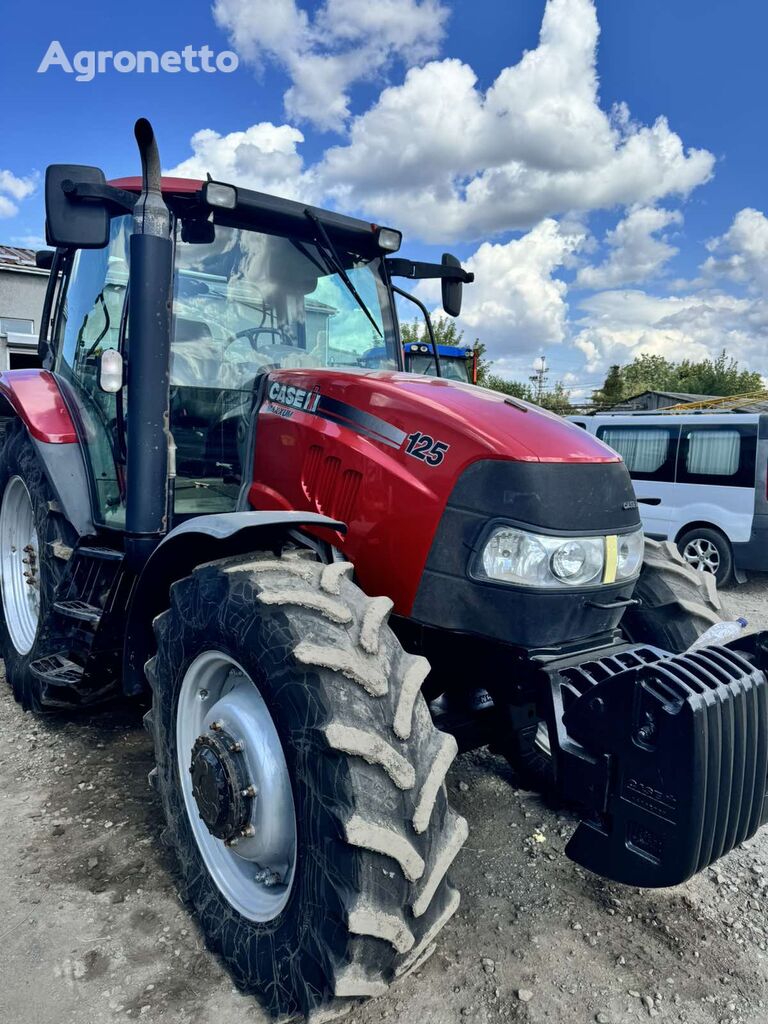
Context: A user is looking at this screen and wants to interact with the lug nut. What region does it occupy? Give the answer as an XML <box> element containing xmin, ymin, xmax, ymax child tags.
<box><xmin>224</xmin><ymin>836</ymin><xmax>240</xmax><ymax>847</ymax></box>
<box><xmin>241</xmin><ymin>785</ymin><xmax>258</xmax><ymax>798</ymax></box>
<box><xmin>210</xmin><ymin>720</ymin><xmax>224</xmax><ymax>732</ymax></box>
<box><xmin>240</xmin><ymin>824</ymin><xmax>255</xmax><ymax>838</ymax></box>
<box><xmin>230</xmin><ymin>740</ymin><xmax>244</xmax><ymax>752</ymax></box>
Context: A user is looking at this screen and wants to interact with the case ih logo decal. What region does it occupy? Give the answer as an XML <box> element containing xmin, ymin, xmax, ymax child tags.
<box><xmin>268</xmin><ymin>382</ymin><xmax>321</xmax><ymax>413</ymax></box>
<box><xmin>264</xmin><ymin>382</ymin><xmax>449</xmax><ymax>465</ymax></box>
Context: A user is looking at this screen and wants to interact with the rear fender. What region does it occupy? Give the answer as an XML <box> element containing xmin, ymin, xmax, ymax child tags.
<box><xmin>122</xmin><ymin>510</ymin><xmax>345</xmax><ymax>696</ymax></box>
<box><xmin>0</xmin><ymin>370</ymin><xmax>94</xmax><ymax>536</ymax></box>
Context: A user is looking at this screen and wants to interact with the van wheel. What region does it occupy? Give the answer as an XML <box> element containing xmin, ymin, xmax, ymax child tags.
<box><xmin>677</xmin><ymin>527</ymin><xmax>733</xmax><ymax>587</ymax></box>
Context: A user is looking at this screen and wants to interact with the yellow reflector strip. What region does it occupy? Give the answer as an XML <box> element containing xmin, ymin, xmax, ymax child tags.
<box><xmin>604</xmin><ymin>535</ymin><xmax>618</xmax><ymax>584</ymax></box>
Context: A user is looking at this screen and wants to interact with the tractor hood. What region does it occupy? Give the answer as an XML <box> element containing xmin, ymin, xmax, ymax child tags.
<box><xmin>264</xmin><ymin>368</ymin><xmax>617</xmax><ymax>467</ymax></box>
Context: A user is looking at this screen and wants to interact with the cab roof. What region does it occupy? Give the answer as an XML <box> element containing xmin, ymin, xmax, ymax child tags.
<box><xmin>108</xmin><ymin>176</ymin><xmax>396</xmax><ymax>257</ymax></box>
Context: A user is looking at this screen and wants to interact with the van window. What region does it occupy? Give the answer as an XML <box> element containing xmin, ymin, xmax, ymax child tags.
<box><xmin>597</xmin><ymin>425</ymin><xmax>678</xmax><ymax>481</ymax></box>
<box><xmin>678</xmin><ymin>424</ymin><xmax>756</xmax><ymax>487</ymax></box>
<box><xmin>687</xmin><ymin>430</ymin><xmax>740</xmax><ymax>475</ymax></box>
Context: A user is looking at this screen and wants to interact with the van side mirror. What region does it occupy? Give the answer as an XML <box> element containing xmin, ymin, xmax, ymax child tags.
<box><xmin>45</xmin><ymin>165</ymin><xmax>111</xmax><ymax>249</ymax></box>
<box><xmin>441</xmin><ymin>253</ymin><xmax>463</xmax><ymax>317</ymax></box>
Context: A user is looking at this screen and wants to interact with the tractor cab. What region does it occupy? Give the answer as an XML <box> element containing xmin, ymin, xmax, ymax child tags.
<box><xmin>48</xmin><ymin>187</ymin><xmax>407</xmax><ymax>526</ymax></box>
<box><xmin>403</xmin><ymin>341</ymin><xmax>477</xmax><ymax>383</ymax></box>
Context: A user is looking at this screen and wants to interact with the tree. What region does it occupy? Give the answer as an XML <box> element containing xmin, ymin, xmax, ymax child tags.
<box><xmin>481</xmin><ymin>373</ymin><xmax>573</xmax><ymax>414</ymax></box>
<box><xmin>592</xmin><ymin>350</ymin><xmax>763</xmax><ymax>407</ymax></box>
<box><xmin>593</xmin><ymin>364</ymin><xmax>625</xmax><ymax>406</ymax></box>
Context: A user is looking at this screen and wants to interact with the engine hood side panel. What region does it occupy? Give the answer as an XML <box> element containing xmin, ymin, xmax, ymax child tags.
<box><xmin>248</xmin><ymin>369</ymin><xmax>625</xmax><ymax>615</ymax></box>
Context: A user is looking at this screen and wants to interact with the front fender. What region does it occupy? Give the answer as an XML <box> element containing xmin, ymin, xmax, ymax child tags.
<box><xmin>122</xmin><ymin>511</ymin><xmax>345</xmax><ymax>696</ymax></box>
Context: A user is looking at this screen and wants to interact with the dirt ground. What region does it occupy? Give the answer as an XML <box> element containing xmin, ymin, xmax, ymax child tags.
<box><xmin>2</xmin><ymin>578</ymin><xmax>768</xmax><ymax>1024</ymax></box>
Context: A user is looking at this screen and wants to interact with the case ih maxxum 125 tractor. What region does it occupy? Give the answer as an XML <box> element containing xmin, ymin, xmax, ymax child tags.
<box><xmin>2</xmin><ymin>120</ymin><xmax>768</xmax><ymax>1018</ymax></box>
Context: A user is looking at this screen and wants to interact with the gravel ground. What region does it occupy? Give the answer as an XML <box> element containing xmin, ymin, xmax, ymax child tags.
<box><xmin>2</xmin><ymin>578</ymin><xmax>768</xmax><ymax>1024</ymax></box>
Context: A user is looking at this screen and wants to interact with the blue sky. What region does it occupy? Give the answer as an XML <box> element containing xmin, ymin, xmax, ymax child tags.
<box><xmin>2</xmin><ymin>0</ymin><xmax>767</xmax><ymax>395</ymax></box>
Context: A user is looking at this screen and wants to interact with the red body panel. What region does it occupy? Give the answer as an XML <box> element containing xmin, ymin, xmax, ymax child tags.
<box><xmin>110</xmin><ymin>176</ymin><xmax>204</xmax><ymax>195</ymax></box>
<box><xmin>0</xmin><ymin>370</ymin><xmax>77</xmax><ymax>444</ymax></box>
<box><xmin>249</xmin><ymin>370</ymin><xmax>618</xmax><ymax>615</ymax></box>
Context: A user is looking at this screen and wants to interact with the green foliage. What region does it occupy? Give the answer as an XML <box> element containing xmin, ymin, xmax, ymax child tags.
<box><xmin>481</xmin><ymin>374</ymin><xmax>572</xmax><ymax>415</ymax></box>
<box><xmin>593</xmin><ymin>350</ymin><xmax>763</xmax><ymax>406</ymax></box>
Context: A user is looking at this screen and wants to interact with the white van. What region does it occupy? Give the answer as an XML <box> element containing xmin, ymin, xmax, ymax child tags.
<box><xmin>569</xmin><ymin>412</ymin><xmax>768</xmax><ymax>586</ymax></box>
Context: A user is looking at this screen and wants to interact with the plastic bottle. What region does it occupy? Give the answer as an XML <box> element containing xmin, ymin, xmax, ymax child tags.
<box><xmin>687</xmin><ymin>617</ymin><xmax>748</xmax><ymax>651</ymax></box>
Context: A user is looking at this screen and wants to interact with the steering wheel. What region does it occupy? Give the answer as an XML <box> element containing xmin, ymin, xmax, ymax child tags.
<box><xmin>235</xmin><ymin>325</ymin><xmax>294</xmax><ymax>349</ymax></box>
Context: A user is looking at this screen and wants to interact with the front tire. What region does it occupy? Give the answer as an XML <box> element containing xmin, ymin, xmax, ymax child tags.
<box><xmin>147</xmin><ymin>551</ymin><xmax>466</xmax><ymax>1018</ymax></box>
<box><xmin>622</xmin><ymin>538</ymin><xmax>722</xmax><ymax>652</ymax></box>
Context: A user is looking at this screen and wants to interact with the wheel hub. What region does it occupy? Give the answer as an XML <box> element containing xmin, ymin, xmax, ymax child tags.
<box><xmin>176</xmin><ymin>651</ymin><xmax>297</xmax><ymax>922</ymax></box>
<box><xmin>190</xmin><ymin>724</ymin><xmax>256</xmax><ymax>843</ymax></box>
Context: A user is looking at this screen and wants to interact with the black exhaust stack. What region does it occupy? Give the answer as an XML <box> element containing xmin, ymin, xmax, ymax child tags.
<box><xmin>124</xmin><ymin>118</ymin><xmax>173</xmax><ymax>570</ymax></box>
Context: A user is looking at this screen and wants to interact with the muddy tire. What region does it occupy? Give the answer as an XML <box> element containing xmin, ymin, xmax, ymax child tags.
<box><xmin>146</xmin><ymin>551</ymin><xmax>466</xmax><ymax>1018</ymax></box>
<box><xmin>0</xmin><ymin>421</ymin><xmax>77</xmax><ymax>712</ymax></box>
<box><xmin>621</xmin><ymin>538</ymin><xmax>722</xmax><ymax>653</ymax></box>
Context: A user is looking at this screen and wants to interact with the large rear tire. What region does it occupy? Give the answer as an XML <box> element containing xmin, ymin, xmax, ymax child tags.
<box><xmin>0</xmin><ymin>422</ymin><xmax>77</xmax><ymax>711</ymax></box>
<box><xmin>146</xmin><ymin>551</ymin><xmax>466</xmax><ymax>1018</ymax></box>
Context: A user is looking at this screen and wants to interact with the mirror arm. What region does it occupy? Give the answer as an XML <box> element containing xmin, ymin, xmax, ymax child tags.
<box><xmin>392</xmin><ymin>283</ymin><xmax>442</xmax><ymax>379</ymax></box>
<box><xmin>387</xmin><ymin>258</ymin><xmax>474</xmax><ymax>284</ymax></box>
<box><xmin>60</xmin><ymin>180</ymin><xmax>138</xmax><ymax>216</ymax></box>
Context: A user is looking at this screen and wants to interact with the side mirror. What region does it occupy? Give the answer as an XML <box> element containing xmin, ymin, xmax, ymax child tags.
<box><xmin>45</xmin><ymin>164</ymin><xmax>111</xmax><ymax>249</ymax></box>
<box><xmin>441</xmin><ymin>253</ymin><xmax>463</xmax><ymax>317</ymax></box>
<box><xmin>181</xmin><ymin>218</ymin><xmax>216</xmax><ymax>245</ymax></box>
<box><xmin>35</xmin><ymin>250</ymin><xmax>55</xmax><ymax>270</ymax></box>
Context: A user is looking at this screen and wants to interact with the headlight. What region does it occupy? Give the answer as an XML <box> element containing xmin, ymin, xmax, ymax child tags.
<box><xmin>476</xmin><ymin>525</ymin><xmax>644</xmax><ymax>589</ymax></box>
<box><xmin>616</xmin><ymin>529</ymin><xmax>644</xmax><ymax>580</ymax></box>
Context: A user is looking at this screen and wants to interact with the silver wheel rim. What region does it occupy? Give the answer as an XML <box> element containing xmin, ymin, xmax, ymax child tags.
<box><xmin>176</xmin><ymin>650</ymin><xmax>297</xmax><ymax>922</ymax></box>
<box><xmin>683</xmin><ymin>537</ymin><xmax>720</xmax><ymax>575</ymax></box>
<box><xmin>0</xmin><ymin>475</ymin><xmax>40</xmax><ymax>655</ymax></box>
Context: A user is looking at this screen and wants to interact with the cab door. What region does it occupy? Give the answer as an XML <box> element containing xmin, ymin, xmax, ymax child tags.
<box><xmin>53</xmin><ymin>216</ymin><xmax>131</xmax><ymax>527</ymax></box>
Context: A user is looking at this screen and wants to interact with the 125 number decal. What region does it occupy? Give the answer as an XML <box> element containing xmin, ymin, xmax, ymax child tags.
<box><xmin>404</xmin><ymin>431</ymin><xmax>450</xmax><ymax>467</ymax></box>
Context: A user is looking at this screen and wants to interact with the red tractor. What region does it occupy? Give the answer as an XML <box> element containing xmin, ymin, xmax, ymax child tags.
<box><xmin>2</xmin><ymin>120</ymin><xmax>767</xmax><ymax>1019</ymax></box>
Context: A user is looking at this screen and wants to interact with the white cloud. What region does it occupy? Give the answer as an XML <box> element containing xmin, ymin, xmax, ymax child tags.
<box><xmin>165</xmin><ymin>123</ymin><xmax>314</xmax><ymax>202</ymax></box>
<box><xmin>702</xmin><ymin>207</ymin><xmax>768</xmax><ymax>291</ymax></box>
<box><xmin>177</xmin><ymin>0</ymin><xmax>713</xmax><ymax>245</ymax></box>
<box><xmin>575</xmin><ymin>206</ymin><xmax>682</xmax><ymax>289</ymax></box>
<box><xmin>414</xmin><ymin>219</ymin><xmax>585</xmax><ymax>360</ymax></box>
<box><xmin>317</xmin><ymin>0</ymin><xmax>714</xmax><ymax>241</ymax></box>
<box><xmin>573</xmin><ymin>288</ymin><xmax>768</xmax><ymax>377</ymax></box>
<box><xmin>213</xmin><ymin>0</ymin><xmax>448</xmax><ymax>131</ymax></box>
<box><xmin>0</xmin><ymin>170</ymin><xmax>37</xmax><ymax>219</ymax></box>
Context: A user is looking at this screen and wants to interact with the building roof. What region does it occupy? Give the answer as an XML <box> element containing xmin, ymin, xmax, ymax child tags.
<box><xmin>0</xmin><ymin>246</ymin><xmax>37</xmax><ymax>268</ymax></box>
<box><xmin>626</xmin><ymin>390</ymin><xmax>716</xmax><ymax>403</ymax></box>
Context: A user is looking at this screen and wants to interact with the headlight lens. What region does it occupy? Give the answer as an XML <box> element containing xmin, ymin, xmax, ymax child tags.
<box><xmin>616</xmin><ymin>529</ymin><xmax>644</xmax><ymax>580</ymax></box>
<box><xmin>477</xmin><ymin>525</ymin><xmax>644</xmax><ymax>589</ymax></box>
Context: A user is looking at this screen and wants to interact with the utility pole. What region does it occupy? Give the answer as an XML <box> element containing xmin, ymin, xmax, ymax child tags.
<box><xmin>530</xmin><ymin>356</ymin><xmax>548</xmax><ymax>403</ymax></box>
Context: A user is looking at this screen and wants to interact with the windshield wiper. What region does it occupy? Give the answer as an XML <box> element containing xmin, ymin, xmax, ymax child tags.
<box><xmin>304</xmin><ymin>209</ymin><xmax>383</xmax><ymax>339</ymax></box>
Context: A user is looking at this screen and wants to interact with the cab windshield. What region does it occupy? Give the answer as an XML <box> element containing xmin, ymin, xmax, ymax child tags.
<box><xmin>171</xmin><ymin>220</ymin><xmax>399</xmax><ymax>390</ymax></box>
<box><xmin>409</xmin><ymin>353</ymin><xmax>471</xmax><ymax>384</ymax></box>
